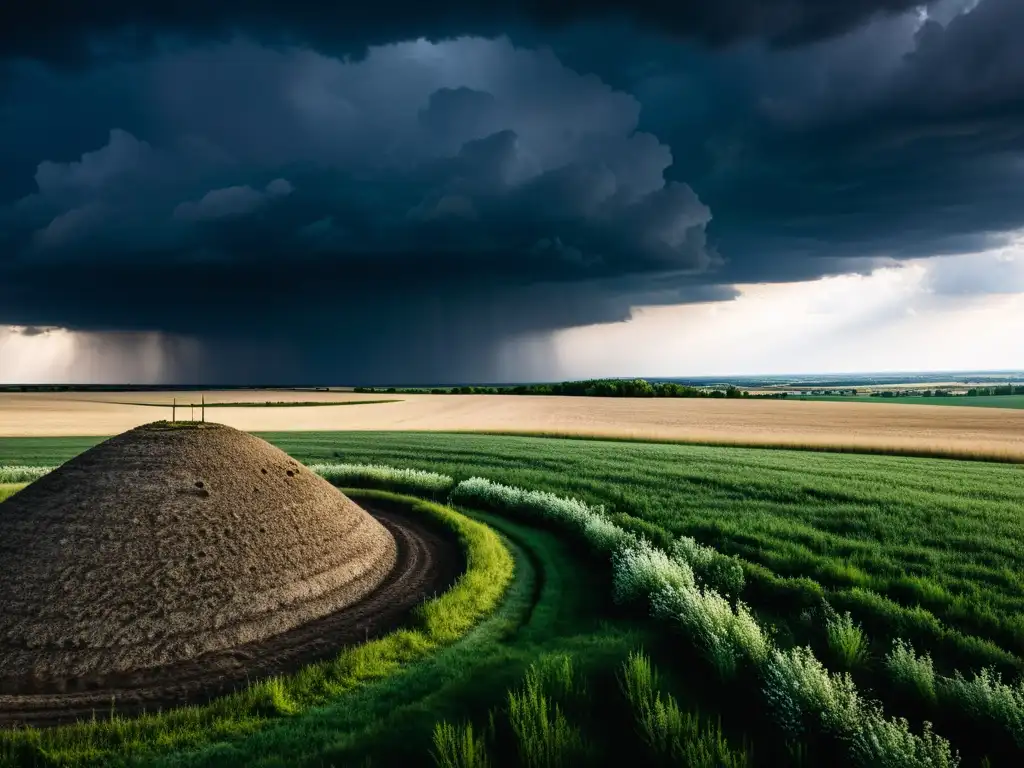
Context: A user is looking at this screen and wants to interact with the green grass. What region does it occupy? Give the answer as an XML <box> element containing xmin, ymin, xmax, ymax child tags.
<box><xmin>619</xmin><ymin>651</ymin><xmax>750</xmax><ymax>767</ymax></box>
<box><xmin>0</xmin><ymin>437</ymin><xmax>104</xmax><ymax>466</ymax></box>
<box><xmin>0</xmin><ymin>491</ymin><xmax>512</xmax><ymax>767</ymax></box>
<box><xmin>793</xmin><ymin>395</ymin><xmax>1024</xmax><ymax>409</ymax></box>
<box><xmin>0</xmin><ymin>483</ymin><xmax>23</xmax><ymax>503</ymax></box>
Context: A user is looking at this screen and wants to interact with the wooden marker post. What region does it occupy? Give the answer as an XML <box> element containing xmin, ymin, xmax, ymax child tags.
<box><xmin>202</xmin><ymin>394</ymin><xmax>205</xmax><ymax>423</ymax></box>
<box><xmin>172</xmin><ymin>398</ymin><xmax>176</xmax><ymax>423</ymax></box>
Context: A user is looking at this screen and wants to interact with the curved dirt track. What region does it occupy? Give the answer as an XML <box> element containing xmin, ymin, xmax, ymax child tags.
<box><xmin>0</xmin><ymin>502</ymin><xmax>464</xmax><ymax>727</ymax></box>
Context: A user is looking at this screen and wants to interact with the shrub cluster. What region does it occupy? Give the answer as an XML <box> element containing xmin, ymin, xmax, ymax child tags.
<box><xmin>885</xmin><ymin>639</ymin><xmax>1024</xmax><ymax>749</ymax></box>
<box><xmin>941</xmin><ymin>668</ymin><xmax>1024</xmax><ymax>749</ymax></box>
<box><xmin>310</xmin><ymin>462</ymin><xmax>455</xmax><ymax>498</ymax></box>
<box><xmin>0</xmin><ymin>465</ymin><xmax>52</xmax><ymax>484</ymax></box>
<box><xmin>670</xmin><ymin>536</ymin><xmax>745</xmax><ymax>598</ymax></box>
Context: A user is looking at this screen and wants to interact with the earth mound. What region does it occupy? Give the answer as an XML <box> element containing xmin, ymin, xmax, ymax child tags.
<box><xmin>0</xmin><ymin>421</ymin><xmax>397</xmax><ymax>694</ymax></box>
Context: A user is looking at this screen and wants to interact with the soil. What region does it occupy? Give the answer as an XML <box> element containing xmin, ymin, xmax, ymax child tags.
<box><xmin>0</xmin><ymin>500</ymin><xmax>463</xmax><ymax>727</ymax></box>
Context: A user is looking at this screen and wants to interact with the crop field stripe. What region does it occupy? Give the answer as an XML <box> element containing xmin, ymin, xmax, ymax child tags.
<box><xmin>0</xmin><ymin>493</ymin><xmax>513</xmax><ymax>768</ymax></box>
<box><xmin>255</xmin><ymin>433</ymin><xmax>1024</xmax><ymax>676</ymax></box>
<box><xmin>4</xmin><ymin>423</ymin><xmax>1024</xmax><ymax>465</ymax></box>
<box><xmin>441</xmin><ymin>429</ymin><xmax>1024</xmax><ymax>464</ymax></box>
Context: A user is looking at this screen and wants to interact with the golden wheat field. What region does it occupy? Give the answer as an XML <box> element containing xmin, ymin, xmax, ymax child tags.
<box><xmin>2</xmin><ymin>390</ymin><xmax>1023</xmax><ymax>460</ymax></box>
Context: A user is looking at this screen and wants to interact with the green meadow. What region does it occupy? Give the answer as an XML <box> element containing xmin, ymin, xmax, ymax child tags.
<box><xmin>3</xmin><ymin>431</ymin><xmax>1024</xmax><ymax>766</ymax></box>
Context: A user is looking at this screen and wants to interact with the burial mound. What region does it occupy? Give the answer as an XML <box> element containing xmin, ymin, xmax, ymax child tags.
<box><xmin>0</xmin><ymin>421</ymin><xmax>397</xmax><ymax>693</ymax></box>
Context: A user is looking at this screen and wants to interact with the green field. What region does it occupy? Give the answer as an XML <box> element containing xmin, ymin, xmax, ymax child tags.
<box><xmin>793</xmin><ymin>394</ymin><xmax>1024</xmax><ymax>408</ymax></box>
<box><xmin>9</xmin><ymin>431</ymin><xmax>1024</xmax><ymax>666</ymax></box>
<box><xmin>4</xmin><ymin>432</ymin><xmax>1024</xmax><ymax>765</ymax></box>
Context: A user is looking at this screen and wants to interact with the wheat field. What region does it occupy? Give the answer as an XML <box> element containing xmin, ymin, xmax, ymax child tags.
<box><xmin>2</xmin><ymin>390</ymin><xmax>1024</xmax><ymax>460</ymax></box>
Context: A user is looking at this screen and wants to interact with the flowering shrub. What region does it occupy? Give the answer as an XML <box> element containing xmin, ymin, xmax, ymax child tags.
<box><xmin>653</xmin><ymin>584</ymin><xmax>769</xmax><ymax>679</ymax></box>
<box><xmin>761</xmin><ymin>646</ymin><xmax>861</xmax><ymax>739</ymax></box>
<box><xmin>671</xmin><ymin>536</ymin><xmax>745</xmax><ymax>597</ymax></box>
<box><xmin>939</xmin><ymin>667</ymin><xmax>1024</xmax><ymax>748</ymax></box>
<box><xmin>612</xmin><ymin>542</ymin><xmax>694</xmax><ymax>606</ymax></box>
<box><xmin>0</xmin><ymin>465</ymin><xmax>53</xmax><ymax>484</ymax></box>
<box><xmin>850</xmin><ymin>712</ymin><xmax>960</xmax><ymax>768</ymax></box>
<box><xmin>310</xmin><ymin>462</ymin><xmax>454</xmax><ymax>497</ymax></box>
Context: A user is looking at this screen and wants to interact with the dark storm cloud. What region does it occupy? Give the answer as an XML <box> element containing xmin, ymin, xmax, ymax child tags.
<box><xmin>584</xmin><ymin>0</ymin><xmax>1024</xmax><ymax>283</ymax></box>
<box><xmin>0</xmin><ymin>0</ymin><xmax>939</xmax><ymax>68</ymax></box>
<box><xmin>2</xmin><ymin>0</ymin><xmax>1022</xmax><ymax>383</ymax></box>
<box><xmin>0</xmin><ymin>37</ymin><xmax>724</xmax><ymax>382</ymax></box>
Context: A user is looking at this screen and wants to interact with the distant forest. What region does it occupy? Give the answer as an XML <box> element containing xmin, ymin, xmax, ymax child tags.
<box><xmin>870</xmin><ymin>385</ymin><xmax>1022</xmax><ymax>398</ymax></box>
<box><xmin>354</xmin><ymin>379</ymin><xmax>788</xmax><ymax>399</ymax></box>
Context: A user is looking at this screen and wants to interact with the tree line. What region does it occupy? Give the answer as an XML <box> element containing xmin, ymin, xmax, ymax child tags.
<box><xmin>354</xmin><ymin>378</ymin><xmax>789</xmax><ymax>399</ymax></box>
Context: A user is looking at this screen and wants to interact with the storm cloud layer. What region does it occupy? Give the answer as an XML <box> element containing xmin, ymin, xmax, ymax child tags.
<box><xmin>1</xmin><ymin>0</ymin><xmax>1022</xmax><ymax>382</ymax></box>
<box><xmin>0</xmin><ymin>0</ymin><xmax>943</xmax><ymax>67</ymax></box>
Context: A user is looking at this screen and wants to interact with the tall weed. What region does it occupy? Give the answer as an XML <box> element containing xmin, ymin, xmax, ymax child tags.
<box><xmin>619</xmin><ymin>651</ymin><xmax>749</xmax><ymax>767</ymax></box>
<box><xmin>432</xmin><ymin>721</ymin><xmax>491</xmax><ymax>768</ymax></box>
<box><xmin>825</xmin><ymin>610</ymin><xmax>870</xmax><ymax>670</ymax></box>
<box><xmin>939</xmin><ymin>667</ymin><xmax>1024</xmax><ymax>748</ymax></box>
<box><xmin>885</xmin><ymin>640</ymin><xmax>937</xmax><ymax>703</ymax></box>
<box><xmin>507</xmin><ymin>664</ymin><xmax>585</xmax><ymax>768</ymax></box>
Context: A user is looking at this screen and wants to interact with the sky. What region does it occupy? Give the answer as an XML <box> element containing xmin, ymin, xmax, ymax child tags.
<box><xmin>0</xmin><ymin>0</ymin><xmax>1022</xmax><ymax>384</ymax></box>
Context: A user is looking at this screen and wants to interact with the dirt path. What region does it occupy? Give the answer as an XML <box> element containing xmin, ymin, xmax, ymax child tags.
<box><xmin>0</xmin><ymin>503</ymin><xmax>464</xmax><ymax>727</ymax></box>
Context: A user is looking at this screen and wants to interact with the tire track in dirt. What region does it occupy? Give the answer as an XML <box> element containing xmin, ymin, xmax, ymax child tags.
<box><xmin>0</xmin><ymin>503</ymin><xmax>464</xmax><ymax>727</ymax></box>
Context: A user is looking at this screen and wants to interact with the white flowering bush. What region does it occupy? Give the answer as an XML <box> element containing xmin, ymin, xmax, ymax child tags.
<box><xmin>885</xmin><ymin>640</ymin><xmax>937</xmax><ymax>703</ymax></box>
<box><xmin>0</xmin><ymin>465</ymin><xmax>53</xmax><ymax>484</ymax></box>
<box><xmin>850</xmin><ymin>711</ymin><xmax>959</xmax><ymax>768</ymax></box>
<box><xmin>452</xmin><ymin>477</ymin><xmax>631</xmax><ymax>555</ymax></box>
<box><xmin>612</xmin><ymin>542</ymin><xmax>694</xmax><ymax>606</ymax></box>
<box><xmin>671</xmin><ymin>536</ymin><xmax>745</xmax><ymax>597</ymax></box>
<box><xmin>761</xmin><ymin>646</ymin><xmax>861</xmax><ymax>738</ymax></box>
<box><xmin>939</xmin><ymin>667</ymin><xmax>1024</xmax><ymax>748</ymax></box>
<box><xmin>310</xmin><ymin>462</ymin><xmax>454</xmax><ymax>497</ymax></box>
<box><xmin>652</xmin><ymin>584</ymin><xmax>769</xmax><ymax>679</ymax></box>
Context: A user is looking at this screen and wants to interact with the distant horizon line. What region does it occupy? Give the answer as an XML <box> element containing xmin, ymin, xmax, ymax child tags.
<box><xmin>2</xmin><ymin>369</ymin><xmax>1023</xmax><ymax>390</ymax></box>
